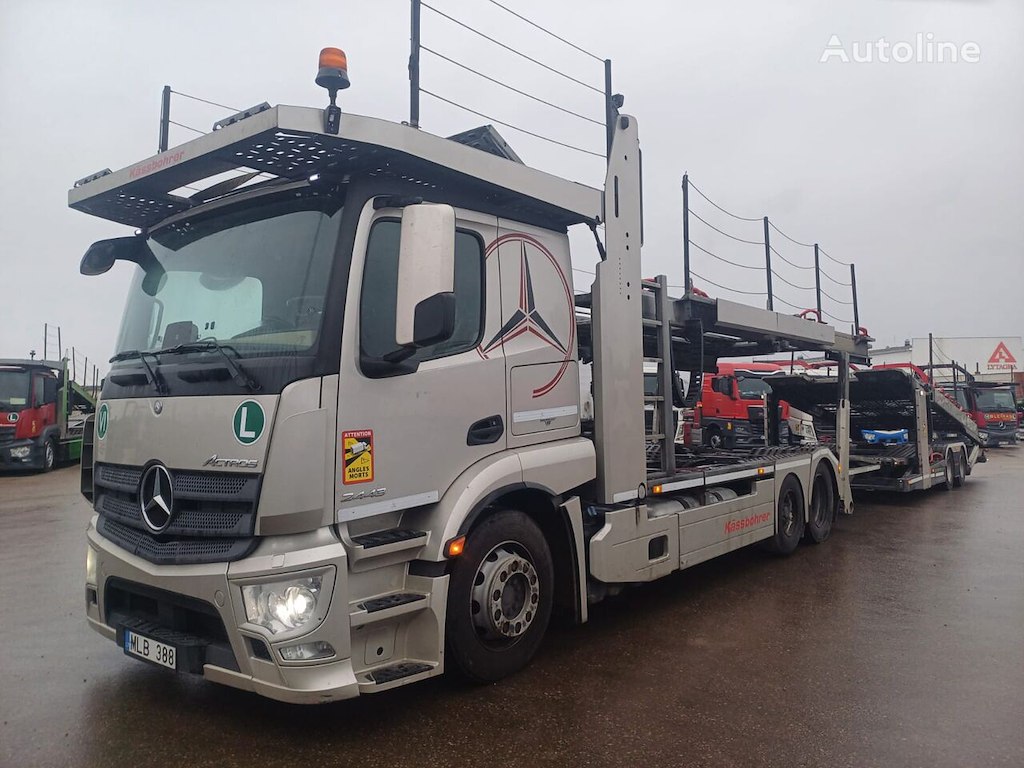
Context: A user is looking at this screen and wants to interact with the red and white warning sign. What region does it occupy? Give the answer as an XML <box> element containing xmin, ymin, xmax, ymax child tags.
<box><xmin>987</xmin><ymin>342</ymin><xmax>1018</xmax><ymax>371</ymax></box>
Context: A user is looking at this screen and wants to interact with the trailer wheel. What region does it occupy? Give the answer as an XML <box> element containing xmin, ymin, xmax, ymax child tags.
<box><xmin>445</xmin><ymin>509</ymin><xmax>554</xmax><ymax>683</ymax></box>
<box><xmin>41</xmin><ymin>438</ymin><xmax>57</xmax><ymax>473</ymax></box>
<box><xmin>765</xmin><ymin>475</ymin><xmax>805</xmax><ymax>555</ymax></box>
<box><xmin>953</xmin><ymin>450</ymin><xmax>966</xmax><ymax>487</ymax></box>
<box><xmin>804</xmin><ymin>463</ymin><xmax>837</xmax><ymax>545</ymax></box>
<box><xmin>941</xmin><ymin>451</ymin><xmax>955</xmax><ymax>490</ymax></box>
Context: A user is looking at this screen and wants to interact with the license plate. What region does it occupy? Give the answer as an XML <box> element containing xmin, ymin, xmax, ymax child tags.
<box><xmin>123</xmin><ymin>629</ymin><xmax>177</xmax><ymax>670</ymax></box>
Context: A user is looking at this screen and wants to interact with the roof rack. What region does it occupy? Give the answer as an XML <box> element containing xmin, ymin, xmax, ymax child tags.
<box><xmin>68</xmin><ymin>106</ymin><xmax>601</xmax><ymax>231</ymax></box>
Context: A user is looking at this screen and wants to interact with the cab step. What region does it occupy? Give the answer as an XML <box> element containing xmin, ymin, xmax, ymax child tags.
<box><xmin>352</xmin><ymin>528</ymin><xmax>427</xmax><ymax>549</ymax></box>
<box><xmin>360</xmin><ymin>592</ymin><xmax>426</xmax><ymax>613</ymax></box>
<box><xmin>350</xmin><ymin>590</ymin><xmax>430</xmax><ymax>627</ymax></box>
<box><xmin>365</xmin><ymin>661</ymin><xmax>435</xmax><ymax>686</ymax></box>
<box><xmin>348</xmin><ymin>528</ymin><xmax>429</xmax><ymax>570</ymax></box>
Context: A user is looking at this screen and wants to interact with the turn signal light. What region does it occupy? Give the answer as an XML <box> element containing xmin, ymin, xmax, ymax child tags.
<box><xmin>446</xmin><ymin>535</ymin><xmax>466</xmax><ymax>558</ymax></box>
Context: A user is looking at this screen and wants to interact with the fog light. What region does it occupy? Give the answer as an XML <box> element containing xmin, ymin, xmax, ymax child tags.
<box><xmin>242</xmin><ymin>575</ymin><xmax>325</xmax><ymax>635</ymax></box>
<box><xmin>279</xmin><ymin>640</ymin><xmax>335</xmax><ymax>661</ymax></box>
<box><xmin>10</xmin><ymin>446</ymin><xmax>30</xmax><ymax>459</ymax></box>
<box><xmin>86</xmin><ymin>546</ymin><xmax>97</xmax><ymax>586</ymax></box>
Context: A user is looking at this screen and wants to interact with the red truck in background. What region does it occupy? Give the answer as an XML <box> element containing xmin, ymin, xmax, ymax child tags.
<box><xmin>692</xmin><ymin>362</ymin><xmax>789</xmax><ymax>448</ymax></box>
<box><xmin>942</xmin><ymin>381</ymin><xmax>1018</xmax><ymax>447</ymax></box>
<box><xmin>0</xmin><ymin>359</ymin><xmax>95</xmax><ymax>471</ymax></box>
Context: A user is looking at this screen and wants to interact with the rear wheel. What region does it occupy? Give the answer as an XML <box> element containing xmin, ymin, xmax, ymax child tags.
<box><xmin>952</xmin><ymin>450</ymin><xmax>966</xmax><ymax>487</ymax></box>
<box><xmin>940</xmin><ymin>451</ymin><xmax>954</xmax><ymax>490</ymax></box>
<box><xmin>804</xmin><ymin>463</ymin><xmax>837</xmax><ymax>544</ymax></box>
<box><xmin>445</xmin><ymin>509</ymin><xmax>554</xmax><ymax>683</ymax></box>
<box><xmin>765</xmin><ymin>475</ymin><xmax>805</xmax><ymax>555</ymax></box>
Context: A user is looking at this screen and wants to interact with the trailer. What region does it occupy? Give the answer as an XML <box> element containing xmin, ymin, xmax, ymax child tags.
<box><xmin>0</xmin><ymin>358</ymin><xmax>95</xmax><ymax>472</ymax></box>
<box><xmin>767</xmin><ymin>364</ymin><xmax>984</xmax><ymax>493</ymax></box>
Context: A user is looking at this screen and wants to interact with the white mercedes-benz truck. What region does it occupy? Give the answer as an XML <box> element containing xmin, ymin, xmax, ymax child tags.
<box><xmin>70</xmin><ymin>49</ymin><xmax>869</xmax><ymax>703</ymax></box>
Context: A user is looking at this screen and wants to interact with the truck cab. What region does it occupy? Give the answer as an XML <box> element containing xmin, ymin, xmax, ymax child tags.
<box><xmin>694</xmin><ymin>362</ymin><xmax>787</xmax><ymax>448</ymax></box>
<box><xmin>940</xmin><ymin>382</ymin><xmax>1018</xmax><ymax>447</ymax></box>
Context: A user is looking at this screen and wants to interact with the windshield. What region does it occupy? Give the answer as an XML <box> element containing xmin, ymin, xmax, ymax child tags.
<box><xmin>114</xmin><ymin>190</ymin><xmax>343</xmax><ymax>359</ymax></box>
<box><xmin>0</xmin><ymin>371</ymin><xmax>30</xmax><ymax>409</ymax></box>
<box><xmin>976</xmin><ymin>389</ymin><xmax>1016</xmax><ymax>412</ymax></box>
<box><xmin>737</xmin><ymin>375</ymin><xmax>771</xmax><ymax>400</ymax></box>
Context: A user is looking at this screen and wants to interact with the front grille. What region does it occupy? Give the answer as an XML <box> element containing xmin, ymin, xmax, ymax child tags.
<box><xmin>96</xmin><ymin>464</ymin><xmax>143</xmax><ymax>489</ymax></box>
<box><xmin>94</xmin><ymin>461</ymin><xmax>261</xmax><ymax>565</ymax></box>
<box><xmin>98</xmin><ymin>517</ymin><xmax>257</xmax><ymax>565</ymax></box>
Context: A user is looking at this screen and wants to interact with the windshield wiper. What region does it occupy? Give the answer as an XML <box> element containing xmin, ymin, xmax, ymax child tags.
<box><xmin>160</xmin><ymin>340</ymin><xmax>261</xmax><ymax>392</ymax></box>
<box><xmin>109</xmin><ymin>349</ymin><xmax>169</xmax><ymax>395</ymax></box>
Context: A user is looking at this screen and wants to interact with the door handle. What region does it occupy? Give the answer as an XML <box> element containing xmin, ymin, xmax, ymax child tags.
<box><xmin>467</xmin><ymin>415</ymin><xmax>504</xmax><ymax>446</ymax></box>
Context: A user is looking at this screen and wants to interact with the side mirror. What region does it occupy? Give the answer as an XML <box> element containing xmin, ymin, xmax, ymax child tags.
<box><xmin>80</xmin><ymin>236</ymin><xmax>166</xmax><ymax>297</ymax></box>
<box><xmin>394</xmin><ymin>203</ymin><xmax>456</xmax><ymax>347</ymax></box>
<box><xmin>80</xmin><ymin>238</ymin><xmax>123</xmax><ymax>275</ymax></box>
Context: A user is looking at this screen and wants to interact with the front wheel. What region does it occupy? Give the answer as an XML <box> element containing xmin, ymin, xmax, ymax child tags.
<box><xmin>445</xmin><ymin>509</ymin><xmax>554</xmax><ymax>683</ymax></box>
<box><xmin>40</xmin><ymin>438</ymin><xmax>56</xmax><ymax>473</ymax></box>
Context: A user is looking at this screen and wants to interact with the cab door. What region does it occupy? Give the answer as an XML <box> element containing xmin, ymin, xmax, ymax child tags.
<box><xmin>335</xmin><ymin>203</ymin><xmax>505</xmax><ymax>521</ymax></box>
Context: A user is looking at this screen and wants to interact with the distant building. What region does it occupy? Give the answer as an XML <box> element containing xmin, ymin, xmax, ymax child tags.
<box><xmin>870</xmin><ymin>336</ymin><xmax>1022</xmax><ymax>396</ymax></box>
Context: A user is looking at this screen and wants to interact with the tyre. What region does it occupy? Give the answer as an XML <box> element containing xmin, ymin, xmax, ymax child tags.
<box><xmin>804</xmin><ymin>463</ymin><xmax>837</xmax><ymax>544</ymax></box>
<box><xmin>445</xmin><ymin>509</ymin><xmax>554</xmax><ymax>683</ymax></box>
<box><xmin>952</xmin><ymin>450</ymin><xmax>966</xmax><ymax>488</ymax></box>
<box><xmin>40</xmin><ymin>438</ymin><xmax>56</xmax><ymax>473</ymax></box>
<box><xmin>940</xmin><ymin>451</ymin><xmax>954</xmax><ymax>490</ymax></box>
<box><xmin>706</xmin><ymin>426</ymin><xmax>724</xmax><ymax>450</ymax></box>
<box><xmin>765</xmin><ymin>474</ymin><xmax>805</xmax><ymax>555</ymax></box>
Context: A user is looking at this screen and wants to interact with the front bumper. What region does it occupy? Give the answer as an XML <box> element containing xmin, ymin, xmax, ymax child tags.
<box><xmin>86</xmin><ymin>518</ymin><xmax>361</xmax><ymax>704</ymax></box>
<box><xmin>978</xmin><ymin>424</ymin><xmax>1018</xmax><ymax>446</ymax></box>
<box><xmin>0</xmin><ymin>438</ymin><xmax>41</xmax><ymax>469</ymax></box>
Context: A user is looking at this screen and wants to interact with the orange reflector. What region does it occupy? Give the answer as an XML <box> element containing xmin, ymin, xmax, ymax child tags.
<box><xmin>446</xmin><ymin>536</ymin><xmax>466</xmax><ymax>558</ymax></box>
<box><xmin>757</xmin><ymin>467</ymin><xmax>765</xmax><ymax>476</ymax></box>
<box><xmin>319</xmin><ymin>47</ymin><xmax>348</xmax><ymax>70</ymax></box>
<box><xmin>652</xmin><ymin>484</ymin><xmax>663</xmax><ymax>495</ymax></box>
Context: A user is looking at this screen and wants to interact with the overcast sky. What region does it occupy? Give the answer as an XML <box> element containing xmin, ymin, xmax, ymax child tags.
<box><xmin>1</xmin><ymin>0</ymin><xmax>1021</xmax><ymax>373</ymax></box>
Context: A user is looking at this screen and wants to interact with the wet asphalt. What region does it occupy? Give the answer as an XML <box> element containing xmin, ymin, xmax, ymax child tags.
<box><xmin>1</xmin><ymin>450</ymin><xmax>1022</xmax><ymax>768</ymax></box>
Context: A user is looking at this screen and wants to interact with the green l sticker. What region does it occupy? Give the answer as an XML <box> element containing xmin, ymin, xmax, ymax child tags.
<box><xmin>232</xmin><ymin>400</ymin><xmax>265</xmax><ymax>445</ymax></box>
<box><xmin>96</xmin><ymin>403</ymin><xmax>109</xmax><ymax>440</ymax></box>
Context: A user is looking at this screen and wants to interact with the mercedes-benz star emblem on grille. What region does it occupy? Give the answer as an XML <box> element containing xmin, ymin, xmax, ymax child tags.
<box><xmin>139</xmin><ymin>465</ymin><xmax>174</xmax><ymax>533</ymax></box>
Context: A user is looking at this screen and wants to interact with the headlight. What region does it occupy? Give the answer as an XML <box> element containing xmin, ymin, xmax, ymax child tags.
<box><xmin>10</xmin><ymin>446</ymin><xmax>31</xmax><ymax>459</ymax></box>
<box><xmin>979</xmin><ymin>432</ymin><xmax>989</xmax><ymax>439</ymax></box>
<box><xmin>86</xmin><ymin>547</ymin><xmax>97</xmax><ymax>586</ymax></box>
<box><xmin>242</xmin><ymin>575</ymin><xmax>324</xmax><ymax>635</ymax></box>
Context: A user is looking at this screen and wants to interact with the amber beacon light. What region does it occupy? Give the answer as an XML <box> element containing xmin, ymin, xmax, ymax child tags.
<box><xmin>316</xmin><ymin>47</ymin><xmax>350</xmax><ymax>134</ymax></box>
